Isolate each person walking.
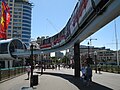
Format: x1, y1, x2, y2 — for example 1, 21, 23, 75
86, 64, 92, 86
81, 64, 87, 83
98, 64, 101, 74
26, 64, 31, 80
41, 64, 43, 75
58, 64, 60, 70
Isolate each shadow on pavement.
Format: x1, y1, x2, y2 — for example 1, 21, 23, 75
36, 72, 112, 90
21, 87, 33, 90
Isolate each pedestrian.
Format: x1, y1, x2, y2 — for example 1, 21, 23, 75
26, 64, 31, 80
58, 64, 60, 70
86, 64, 92, 86
35, 63, 39, 69
98, 64, 101, 74
52, 64, 54, 70
81, 64, 87, 83
41, 64, 43, 75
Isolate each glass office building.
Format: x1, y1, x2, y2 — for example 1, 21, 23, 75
0, 0, 32, 47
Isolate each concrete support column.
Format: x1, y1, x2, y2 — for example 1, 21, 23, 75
38, 54, 40, 61
74, 43, 80, 77
37, 54, 40, 65
23, 58, 26, 66
9, 60, 13, 68
5, 61, 8, 68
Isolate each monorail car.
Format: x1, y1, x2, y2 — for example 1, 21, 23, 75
40, 0, 110, 50
0, 38, 27, 60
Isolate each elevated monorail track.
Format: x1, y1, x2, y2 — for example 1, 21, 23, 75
12, 0, 120, 57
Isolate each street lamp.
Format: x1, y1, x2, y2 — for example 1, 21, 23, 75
88, 42, 90, 58
86, 42, 91, 65
40, 52, 43, 75
94, 51, 97, 73
30, 44, 34, 87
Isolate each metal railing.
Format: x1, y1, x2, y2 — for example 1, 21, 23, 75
0, 66, 26, 82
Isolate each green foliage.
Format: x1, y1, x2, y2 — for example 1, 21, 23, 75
50, 57, 58, 64
91, 65, 120, 74
50, 56, 70, 64
61, 56, 69, 64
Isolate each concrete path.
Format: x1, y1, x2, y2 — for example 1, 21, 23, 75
0, 68, 120, 90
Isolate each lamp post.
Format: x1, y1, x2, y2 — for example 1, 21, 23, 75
94, 51, 97, 73
30, 44, 34, 87
41, 52, 43, 75
86, 42, 91, 65
0, 64, 1, 81
88, 42, 90, 58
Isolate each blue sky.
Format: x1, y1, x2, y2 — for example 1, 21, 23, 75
30, 0, 120, 50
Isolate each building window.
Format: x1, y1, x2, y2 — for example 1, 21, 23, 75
8, 30, 11, 32
9, 4, 13, 6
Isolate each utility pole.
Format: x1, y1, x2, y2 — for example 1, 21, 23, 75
114, 20, 119, 66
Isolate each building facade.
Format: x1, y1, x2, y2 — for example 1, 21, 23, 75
97, 49, 120, 65
36, 36, 51, 61
67, 45, 120, 65
0, 0, 32, 46
36, 36, 120, 65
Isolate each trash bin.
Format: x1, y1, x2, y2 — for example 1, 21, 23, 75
33, 75, 38, 86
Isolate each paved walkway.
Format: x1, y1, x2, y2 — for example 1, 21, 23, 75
0, 68, 120, 90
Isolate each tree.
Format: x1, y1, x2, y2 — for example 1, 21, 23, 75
50, 57, 58, 64
62, 56, 69, 64
86, 57, 94, 65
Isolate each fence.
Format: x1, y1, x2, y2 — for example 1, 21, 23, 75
0, 66, 26, 81
91, 65, 120, 74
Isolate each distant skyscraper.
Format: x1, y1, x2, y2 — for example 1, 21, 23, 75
0, 0, 32, 46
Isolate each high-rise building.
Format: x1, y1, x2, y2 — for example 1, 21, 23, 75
0, 0, 32, 47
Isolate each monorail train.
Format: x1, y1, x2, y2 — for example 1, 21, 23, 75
40, 0, 110, 50
0, 38, 27, 60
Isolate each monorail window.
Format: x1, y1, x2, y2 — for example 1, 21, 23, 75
9, 43, 15, 53
12, 40, 23, 49
0, 43, 8, 54
9, 39, 24, 53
